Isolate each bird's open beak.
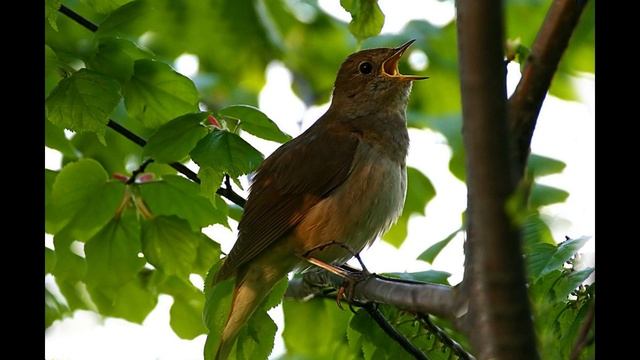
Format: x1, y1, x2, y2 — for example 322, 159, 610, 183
381, 39, 429, 81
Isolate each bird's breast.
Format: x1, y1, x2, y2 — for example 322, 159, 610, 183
293, 140, 407, 264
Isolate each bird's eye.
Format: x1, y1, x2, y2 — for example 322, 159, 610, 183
358, 61, 373, 74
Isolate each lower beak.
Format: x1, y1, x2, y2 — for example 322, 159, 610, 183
381, 39, 429, 81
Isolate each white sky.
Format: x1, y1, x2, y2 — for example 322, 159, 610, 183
45, 1, 594, 359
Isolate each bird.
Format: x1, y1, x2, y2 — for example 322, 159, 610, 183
213, 39, 427, 360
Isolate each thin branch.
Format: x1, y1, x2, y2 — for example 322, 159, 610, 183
285, 270, 458, 321
508, 0, 589, 176
569, 302, 595, 360
361, 302, 429, 360
59, 5, 98, 32
455, 0, 538, 357
417, 314, 474, 360
126, 158, 154, 184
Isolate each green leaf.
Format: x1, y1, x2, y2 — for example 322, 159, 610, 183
44, 169, 57, 211
219, 105, 291, 143
349, 308, 411, 360
521, 212, 556, 249
45, 247, 57, 275
203, 273, 235, 358
84, 213, 145, 288
261, 277, 289, 311
88, 273, 158, 324
143, 112, 209, 163
234, 310, 277, 360
45, 0, 61, 31
530, 183, 569, 208
46, 69, 121, 140
525, 242, 558, 280
383, 270, 451, 285
52, 233, 87, 282
48, 159, 125, 239
417, 228, 461, 264
123, 59, 199, 128
553, 268, 593, 302
192, 235, 222, 277
86, 37, 154, 83
541, 237, 590, 276
383, 167, 435, 247
45, 288, 69, 327
191, 131, 264, 178
45, 118, 77, 159
198, 166, 224, 203
170, 294, 207, 339
527, 154, 566, 178
283, 298, 356, 359
80, 0, 133, 14
340, 0, 385, 41
141, 216, 201, 278
138, 175, 228, 230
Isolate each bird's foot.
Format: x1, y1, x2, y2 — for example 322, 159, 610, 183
336, 269, 372, 310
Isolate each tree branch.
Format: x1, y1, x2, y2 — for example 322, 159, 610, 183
455, 0, 538, 358
285, 270, 459, 321
508, 0, 589, 176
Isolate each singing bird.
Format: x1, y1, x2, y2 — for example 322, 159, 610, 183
214, 40, 427, 359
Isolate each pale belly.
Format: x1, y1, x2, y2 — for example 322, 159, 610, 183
291, 141, 407, 265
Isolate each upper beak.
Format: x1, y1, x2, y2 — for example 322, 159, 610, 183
381, 39, 429, 81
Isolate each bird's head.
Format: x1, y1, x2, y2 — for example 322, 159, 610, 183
330, 39, 428, 118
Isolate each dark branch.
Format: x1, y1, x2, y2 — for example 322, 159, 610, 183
569, 302, 594, 360
126, 158, 154, 184
508, 0, 589, 176
285, 270, 458, 321
455, 0, 538, 357
361, 303, 429, 360
58, 5, 98, 32
417, 314, 474, 360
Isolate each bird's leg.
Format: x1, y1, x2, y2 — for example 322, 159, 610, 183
301, 241, 374, 309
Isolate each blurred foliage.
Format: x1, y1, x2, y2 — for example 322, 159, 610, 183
45, 0, 593, 359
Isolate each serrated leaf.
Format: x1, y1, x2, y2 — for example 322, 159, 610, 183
525, 242, 558, 280
521, 212, 556, 249
383, 167, 435, 247
553, 268, 593, 302
45, 287, 69, 327
143, 112, 209, 163
45, 118, 77, 158
86, 37, 154, 83
530, 183, 569, 208
45, 247, 57, 275
46, 69, 121, 140
124, 59, 199, 128
234, 310, 277, 360
52, 233, 87, 282
283, 298, 355, 359
88, 273, 158, 324
141, 216, 201, 278
527, 154, 566, 178
191, 131, 264, 179
198, 166, 224, 203
80, 0, 134, 14
383, 270, 451, 285
84, 213, 145, 288
170, 294, 207, 339
138, 175, 228, 229
219, 105, 291, 143
340, 0, 385, 41
418, 228, 461, 264
261, 277, 289, 311
45, 0, 61, 31
203, 274, 235, 359
48, 159, 125, 238
55, 279, 96, 312
542, 237, 590, 276
193, 235, 222, 277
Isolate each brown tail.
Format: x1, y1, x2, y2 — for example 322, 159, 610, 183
214, 266, 283, 360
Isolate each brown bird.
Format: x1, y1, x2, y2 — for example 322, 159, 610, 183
214, 39, 427, 359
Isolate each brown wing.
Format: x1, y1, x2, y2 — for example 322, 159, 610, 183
216, 121, 360, 281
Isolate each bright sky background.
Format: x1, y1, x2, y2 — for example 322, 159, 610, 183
45, 1, 594, 359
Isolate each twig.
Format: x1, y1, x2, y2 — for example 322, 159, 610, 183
569, 302, 595, 360
507, 0, 589, 175
58, 5, 98, 32
126, 158, 154, 184
418, 314, 474, 360
360, 302, 429, 360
